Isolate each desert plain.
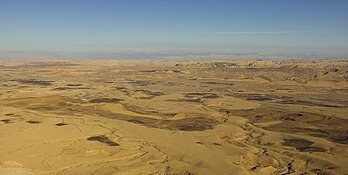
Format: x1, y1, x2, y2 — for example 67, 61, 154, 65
0, 59, 347, 175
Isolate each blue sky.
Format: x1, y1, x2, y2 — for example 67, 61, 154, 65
0, 0, 347, 52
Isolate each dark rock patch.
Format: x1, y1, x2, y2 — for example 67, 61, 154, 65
136, 96, 155, 100
211, 62, 239, 68
51, 87, 90, 91
196, 141, 204, 145
176, 123, 213, 131
139, 70, 157, 73
123, 104, 176, 118
52, 87, 70, 91
297, 146, 326, 152
279, 113, 304, 121
66, 84, 83, 86
311, 168, 332, 175
283, 138, 314, 148
184, 93, 219, 99
161, 117, 216, 131
329, 68, 339, 72
127, 80, 149, 86
89, 98, 122, 103
244, 94, 273, 101
172, 98, 202, 103
127, 119, 145, 124
1, 119, 11, 124
172, 70, 182, 73
283, 138, 327, 152
55, 123, 68, 126
87, 135, 119, 146
258, 75, 273, 82
115, 87, 129, 95
134, 90, 164, 96
115, 87, 127, 91
202, 82, 234, 86
26, 120, 41, 124
17, 79, 54, 86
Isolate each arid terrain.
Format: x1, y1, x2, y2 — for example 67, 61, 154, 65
0, 59, 347, 175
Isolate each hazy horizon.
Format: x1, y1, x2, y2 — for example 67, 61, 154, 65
1, 50, 347, 60
1, 0, 348, 57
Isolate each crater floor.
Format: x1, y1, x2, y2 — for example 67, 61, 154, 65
0, 60, 347, 175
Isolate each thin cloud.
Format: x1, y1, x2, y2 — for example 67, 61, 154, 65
186, 31, 329, 35
215, 31, 299, 35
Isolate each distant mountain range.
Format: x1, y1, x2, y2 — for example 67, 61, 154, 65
0, 50, 347, 60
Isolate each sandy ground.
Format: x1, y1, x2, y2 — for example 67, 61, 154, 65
0, 59, 347, 175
